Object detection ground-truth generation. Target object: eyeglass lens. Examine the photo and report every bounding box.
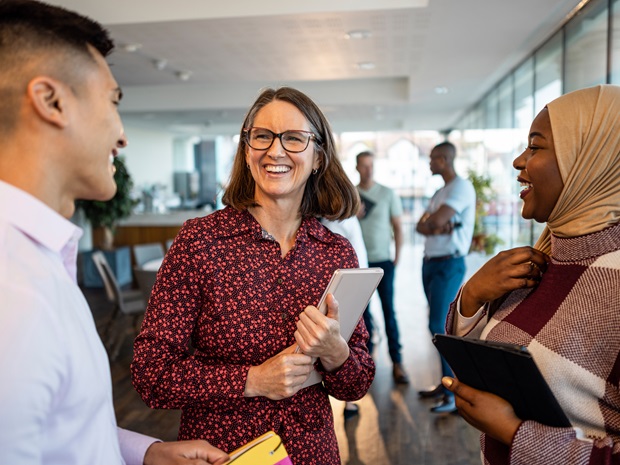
[247,128,313,153]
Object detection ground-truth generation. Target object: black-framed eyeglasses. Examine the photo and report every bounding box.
[244,127,317,153]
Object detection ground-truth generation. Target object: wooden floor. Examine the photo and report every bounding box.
[83,242,484,465]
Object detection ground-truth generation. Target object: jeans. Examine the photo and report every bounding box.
[422,256,466,395]
[363,260,402,364]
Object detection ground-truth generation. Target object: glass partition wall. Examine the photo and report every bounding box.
[212,0,616,254]
[452,0,615,250]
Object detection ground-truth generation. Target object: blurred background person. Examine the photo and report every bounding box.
[322,213,368,420]
[356,150,409,384]
[416,142,476,414]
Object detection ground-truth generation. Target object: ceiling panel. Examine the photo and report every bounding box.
[47,0,582,134]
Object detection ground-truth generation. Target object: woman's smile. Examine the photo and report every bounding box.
[517,176,533,199]
[512,108,563,223]
[264,164,291,174]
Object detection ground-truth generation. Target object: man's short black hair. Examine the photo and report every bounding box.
[356,150,374,164]
[0,0,115,133]
[0,0,114,58]
[433,141,456,155]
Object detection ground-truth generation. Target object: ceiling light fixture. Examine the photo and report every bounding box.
[356,62,376,70]
[153,59,168,70]
[345,30,372,40]
[176,70,193,81]
[434,86,449,95]
[120,43,142,53]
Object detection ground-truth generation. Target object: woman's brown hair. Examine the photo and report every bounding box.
[222,87,359,221]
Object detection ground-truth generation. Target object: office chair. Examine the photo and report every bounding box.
[91,251,146,361]
[133,267,158,304]
[132,242,165,268]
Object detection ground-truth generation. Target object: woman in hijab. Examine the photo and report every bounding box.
[442,84,620,465]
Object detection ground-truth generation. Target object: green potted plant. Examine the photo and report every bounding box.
[468,169,504,255]
[76,156,138,250]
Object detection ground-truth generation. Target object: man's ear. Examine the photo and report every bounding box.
[27,76,69,128]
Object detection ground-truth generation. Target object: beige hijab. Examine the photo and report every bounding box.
[535,84,620,254]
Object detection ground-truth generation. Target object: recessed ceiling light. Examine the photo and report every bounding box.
[153,59,168,70]
[345,30,372,40]
[120,43,142,53]
[356,62,376,70]
[434,86,449,94]
[176,70,193,81]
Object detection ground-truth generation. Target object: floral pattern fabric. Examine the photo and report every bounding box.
[131,206,375,464]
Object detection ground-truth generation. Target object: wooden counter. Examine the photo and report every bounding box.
[95,210,208,249]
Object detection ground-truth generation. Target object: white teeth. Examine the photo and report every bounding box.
[265,165,290,173]
[109,154,114,164]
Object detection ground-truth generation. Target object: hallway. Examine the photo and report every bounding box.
[84,242,487,465]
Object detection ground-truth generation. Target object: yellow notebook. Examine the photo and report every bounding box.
[225,431,292,465]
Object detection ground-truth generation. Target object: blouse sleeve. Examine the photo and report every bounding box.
[131,225,251,410]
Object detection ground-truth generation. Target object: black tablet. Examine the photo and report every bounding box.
[433,334,570,427]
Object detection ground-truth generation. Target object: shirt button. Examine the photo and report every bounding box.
[277,278,284,284]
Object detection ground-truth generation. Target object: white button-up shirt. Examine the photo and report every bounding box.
[0,180,155,465]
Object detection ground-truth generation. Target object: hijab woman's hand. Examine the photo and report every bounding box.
[460,246,550,317]
[441,377,522,446]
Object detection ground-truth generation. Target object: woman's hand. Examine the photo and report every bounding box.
[460,246,550,317]
[294,294,350,372]
[442,377,522,446]
[244,345,313,400]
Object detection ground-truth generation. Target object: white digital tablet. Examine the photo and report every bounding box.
[301,267,384,388]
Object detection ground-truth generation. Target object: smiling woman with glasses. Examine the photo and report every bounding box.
[132,86,374,465]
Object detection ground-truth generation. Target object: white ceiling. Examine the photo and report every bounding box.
[48,0,581,136]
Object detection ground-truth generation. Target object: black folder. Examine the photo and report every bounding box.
[432,334,570,427]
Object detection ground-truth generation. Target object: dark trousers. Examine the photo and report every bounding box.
[422,256,466,394]
[363,260,402,364]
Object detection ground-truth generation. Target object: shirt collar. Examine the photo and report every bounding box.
[232,207,337,245]
[0,181,82,279]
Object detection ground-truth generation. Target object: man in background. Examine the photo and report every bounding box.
[416,141,476,413]
[0,1,228,464]
[356,151,409,384]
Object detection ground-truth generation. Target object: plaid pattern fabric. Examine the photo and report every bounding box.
[449,223,620,465]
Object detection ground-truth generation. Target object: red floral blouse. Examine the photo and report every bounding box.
[131,207,375,464]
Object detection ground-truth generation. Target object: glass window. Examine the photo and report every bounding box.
[483,88,499,129]
[498,76,514,129]
[534,31,563,113]
[514,58,534,130]
[611,0,620,84]
[565,0,608,92]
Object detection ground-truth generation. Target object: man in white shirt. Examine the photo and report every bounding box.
[416,142,476,414]
[0,2,229,464]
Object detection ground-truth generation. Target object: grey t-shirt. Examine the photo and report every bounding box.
[357,183,402,263]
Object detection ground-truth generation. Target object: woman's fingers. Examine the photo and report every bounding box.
[461,246,550,315]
